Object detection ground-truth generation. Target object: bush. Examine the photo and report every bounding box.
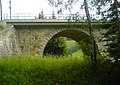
[0,23,4,31]
[44,37,67,56]
[79,40,91,56]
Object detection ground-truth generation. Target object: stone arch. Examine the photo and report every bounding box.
[41,28,91,56]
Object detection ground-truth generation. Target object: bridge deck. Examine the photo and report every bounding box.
[3,19,88,26]
[3,19,105,26]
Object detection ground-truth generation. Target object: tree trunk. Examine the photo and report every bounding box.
[84,0,97,67]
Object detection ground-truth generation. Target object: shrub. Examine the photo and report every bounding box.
[0,23,4,31]
[44,37,67,56]
[79,40,91,56]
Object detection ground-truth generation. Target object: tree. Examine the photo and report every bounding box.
[94,0,120,59]
[47,0,97,66]
[84,0,97,66]
[79,40,91,57]
[52,11,56,19]
[38,10,45,19]
[102,0,120,60]
[93,0,120,73]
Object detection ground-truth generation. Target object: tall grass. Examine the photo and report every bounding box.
[0,56,90,85]
[0,56,120,85]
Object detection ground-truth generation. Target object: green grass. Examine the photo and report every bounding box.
[65,40,83,57]
[0,55,120,85]
[72,49,84,58]
[0,56,90,85]
[1,40,119,84]
[65,40,79,50]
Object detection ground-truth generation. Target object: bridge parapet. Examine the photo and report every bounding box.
[3,13,102,20]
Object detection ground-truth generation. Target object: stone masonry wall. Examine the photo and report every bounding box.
[0,23,106,57]
[0,24,18,56]
[14,27,85,56]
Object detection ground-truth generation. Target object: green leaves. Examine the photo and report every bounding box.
[102,0,120,58]
[44,37,67,56]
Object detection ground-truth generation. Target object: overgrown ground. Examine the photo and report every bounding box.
[0,56,120,85]
[0,40,120,85]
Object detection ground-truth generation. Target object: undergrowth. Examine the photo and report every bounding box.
[0,55,120,85]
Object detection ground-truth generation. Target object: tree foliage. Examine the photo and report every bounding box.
[52,11,56,19]
[48,0,79,13]
[47,0,97,66]
[38,10,45,19]
[79,40,91,57]
[44,37,67,56]
[102,0,120,59]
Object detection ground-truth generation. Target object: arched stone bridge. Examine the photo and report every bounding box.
[0,19,106,56]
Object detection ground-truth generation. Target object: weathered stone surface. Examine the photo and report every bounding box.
[0,24,17,56]
[0,20,107,57]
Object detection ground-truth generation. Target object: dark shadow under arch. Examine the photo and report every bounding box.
[43,29,91,56]
[52,30,90,43]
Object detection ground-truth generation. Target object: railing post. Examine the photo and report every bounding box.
[17,13,18,19]
[4,14,5,20]
[29,13,30,19]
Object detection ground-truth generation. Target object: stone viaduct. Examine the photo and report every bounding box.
[0,19,106,56]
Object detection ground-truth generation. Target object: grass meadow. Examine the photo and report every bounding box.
[0,40,120,85]
[65,40,83,57]
[0,55,120,85]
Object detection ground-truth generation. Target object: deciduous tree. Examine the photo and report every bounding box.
[102,0,120,60]
[47,0,97,66]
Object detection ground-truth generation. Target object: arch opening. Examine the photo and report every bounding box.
[43,29,92,57]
